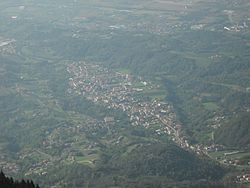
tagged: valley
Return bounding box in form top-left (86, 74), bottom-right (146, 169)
top-left (0, 0), bottom-right (249, 187)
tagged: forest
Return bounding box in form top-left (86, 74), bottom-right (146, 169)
top-left (0, 171), bottom-right (39, 188)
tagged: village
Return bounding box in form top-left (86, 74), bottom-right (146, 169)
top-left (0, 38), bottom-right (16, 55)
top-left (67, 61), bottom-right (200, 151)
top-left (0, 59), bottom-right (249, 184)
top-left (67, 61), bottom-right (250, 173)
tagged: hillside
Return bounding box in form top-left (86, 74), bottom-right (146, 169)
top-left (44, 0), bottom-right (250, 146)
top-left (0, 0), bottom-right (249, 187)
top-left (107, 143), bottom-right (225, 180)
top-left (215, 113), bottom-right (250, 148)
top-left (41, 141), bottom-right (233, 188)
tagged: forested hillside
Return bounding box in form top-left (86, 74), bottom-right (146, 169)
top-left (215, 113), bottom-right (250, 147)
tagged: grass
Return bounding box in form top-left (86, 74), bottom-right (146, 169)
top-left (209, 151), bottom-right (228, 159)
top-left (207, 82), bottom-right (246, 92)
top-left (246, 42), bottom-right (250, 47)
top-left (0, 142), bottom-right (8, 151)
top-left (132, 81), bottom-right (145, 88)
top-left (228, 152), bottom-right (250, 160)
top-left (144, 90), bottom-right (166, 100)
top-left (209, 150), bottom-right (250, 160)
top-left (203, 102), bottom-right (219, 111)
top-left (169, 50), bottom-right (212, 68)
top-left (116, 68), bottom-right (131, 74)
top-left (133, 88), bottom-right (166, 100)
top-left (75, 154), bottom-right (99, 167)
top-left (122, 144), bottom-right (140, 156)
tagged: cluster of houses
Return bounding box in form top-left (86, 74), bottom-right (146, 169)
top-left (236, 174), bottom-right (250, 183)
top-left (67, 61), bottom-right (191, 149)
top-left (67, 61), bottom-right (250, 162)
top-left (25, 160), bottom-right (50, 176)
top-left (0, 38), bottom-right (16, 55)
top-left (21, 118), bottom-right (105, 177)
top-left (0, 161), bottom-right (20, 174)
top-left (223, 22), bottom-right (248, 32)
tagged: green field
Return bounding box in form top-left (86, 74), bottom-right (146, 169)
top-left (209, 150), bottom-right (250, 161)
top-left (75, 155), bottom-right (99, 167)
top-left (203, 102), bottom-right (219, 111)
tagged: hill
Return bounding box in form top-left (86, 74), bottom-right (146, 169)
top-left (215, 112), bottom-right (250, 148)
top-left (43, 0), bottom-right (250, 146)
top-left (44, 141), bottom-right (234, 188)
top-left (109, 143), bottom-right (224, 180)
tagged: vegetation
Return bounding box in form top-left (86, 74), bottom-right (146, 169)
top-left (215, 112), bottom-right (250, 148)
top-left (0, 0), bottom-right (249, 187)
top-left (0, 171), bottom-right (39, 188)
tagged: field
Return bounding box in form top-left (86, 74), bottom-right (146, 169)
top-left (203, 102), bottom-right (219, 111)
top-left (209, 150), bottom-right (250, 170)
